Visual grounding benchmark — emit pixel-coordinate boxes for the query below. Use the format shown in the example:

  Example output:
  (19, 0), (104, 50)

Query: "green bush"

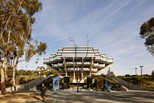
(83, 85), (87, 89)
(84, 78), (87, 83)
(19, 77), (27, 84)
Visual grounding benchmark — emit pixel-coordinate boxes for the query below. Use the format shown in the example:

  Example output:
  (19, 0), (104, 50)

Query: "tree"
(0, 0), (47, 94)
(140, 17), (154, 56)
(36, 66), (46, 76)
(152, 70), (154, 79)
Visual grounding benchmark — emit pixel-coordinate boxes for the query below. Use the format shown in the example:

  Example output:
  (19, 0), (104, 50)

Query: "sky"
(17, 0), (154, 76)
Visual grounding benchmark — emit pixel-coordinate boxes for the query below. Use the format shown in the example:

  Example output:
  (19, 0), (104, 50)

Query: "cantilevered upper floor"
(44, 46), (113, 72)
(43, 46), (113, 83)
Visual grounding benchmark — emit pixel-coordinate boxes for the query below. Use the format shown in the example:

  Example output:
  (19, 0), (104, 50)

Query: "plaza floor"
(0, 89), (154, 103)
(43, 90), (154, 103)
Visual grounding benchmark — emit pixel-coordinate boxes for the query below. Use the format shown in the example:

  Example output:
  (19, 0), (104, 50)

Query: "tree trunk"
(0, 61), (6, 94)
(12, 65), (16, 92)
(4, 57), (8, 86)
(12, 58), (19, 92)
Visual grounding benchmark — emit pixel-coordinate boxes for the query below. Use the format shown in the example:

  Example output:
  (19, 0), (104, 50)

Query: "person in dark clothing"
(40, 84), (47, 102)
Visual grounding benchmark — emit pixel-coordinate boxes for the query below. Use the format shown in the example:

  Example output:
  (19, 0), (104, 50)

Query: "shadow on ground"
(1, 90), (154, 103)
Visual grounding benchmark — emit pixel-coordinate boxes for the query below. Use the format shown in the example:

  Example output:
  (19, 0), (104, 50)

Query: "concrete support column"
(89, 57), (93, 76)
(63, 57), (67, 76)
(81, 57), (84, 80)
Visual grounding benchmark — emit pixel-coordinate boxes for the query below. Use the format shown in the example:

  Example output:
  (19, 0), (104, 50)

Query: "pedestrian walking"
(40, 84), (47, 102)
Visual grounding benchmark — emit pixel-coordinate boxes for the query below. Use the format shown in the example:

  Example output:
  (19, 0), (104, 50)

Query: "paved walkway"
(1, 90), (154, 103)
(35, 90), (154, 103)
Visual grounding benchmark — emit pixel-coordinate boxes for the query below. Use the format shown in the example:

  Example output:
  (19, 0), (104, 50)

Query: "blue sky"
(18, 0), (154, 75)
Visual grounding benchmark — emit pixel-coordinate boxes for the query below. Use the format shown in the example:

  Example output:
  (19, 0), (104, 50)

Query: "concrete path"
(31, 90), (154, 103)
(1, 89), (154, 103)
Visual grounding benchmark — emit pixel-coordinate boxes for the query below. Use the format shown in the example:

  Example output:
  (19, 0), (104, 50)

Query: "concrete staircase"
(17, 75), (53, 91)
(107, 76), (146, 90)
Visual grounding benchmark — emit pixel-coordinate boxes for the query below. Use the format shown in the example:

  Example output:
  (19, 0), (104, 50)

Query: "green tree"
(16, 69), (26, 76)
(152, 70), (154, 79)
(36, 66), (46, 76)
(140, 17), (154, 56)
(25, 70), (33, 75)
(0, 0), (47, 94)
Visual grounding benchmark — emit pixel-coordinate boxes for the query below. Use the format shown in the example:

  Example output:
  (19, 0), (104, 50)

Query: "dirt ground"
(0, 91), (50, 103)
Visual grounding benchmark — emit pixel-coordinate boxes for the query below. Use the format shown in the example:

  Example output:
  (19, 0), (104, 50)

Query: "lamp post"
(140, 66), (143, 87)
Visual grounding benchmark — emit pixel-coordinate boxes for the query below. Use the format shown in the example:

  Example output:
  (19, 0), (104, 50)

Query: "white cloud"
(18, 0), (154, 75)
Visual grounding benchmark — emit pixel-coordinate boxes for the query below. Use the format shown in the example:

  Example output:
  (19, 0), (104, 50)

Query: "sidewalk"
(0, 89), (154, 103)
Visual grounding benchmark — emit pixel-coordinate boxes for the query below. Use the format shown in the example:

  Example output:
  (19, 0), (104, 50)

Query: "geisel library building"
(43, 46), (113, 87)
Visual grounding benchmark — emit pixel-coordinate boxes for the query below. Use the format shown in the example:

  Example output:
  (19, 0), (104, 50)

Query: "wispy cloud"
(18, 0), (154, 75)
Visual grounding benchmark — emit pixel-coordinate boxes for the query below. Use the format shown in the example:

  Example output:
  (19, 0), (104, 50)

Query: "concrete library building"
(43, 46), (113, 86)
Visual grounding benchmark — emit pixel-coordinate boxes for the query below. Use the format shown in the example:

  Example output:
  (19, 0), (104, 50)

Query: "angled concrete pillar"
(89, 57), (93, 76)
(63, 57), (67, 76)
